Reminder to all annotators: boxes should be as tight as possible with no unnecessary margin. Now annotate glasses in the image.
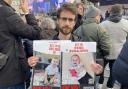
[59,17,75,22]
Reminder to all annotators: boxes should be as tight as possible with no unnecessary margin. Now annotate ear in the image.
[95,15,100,20]
[95,15,100,23]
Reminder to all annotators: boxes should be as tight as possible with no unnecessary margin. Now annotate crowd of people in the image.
[0,0,128,89]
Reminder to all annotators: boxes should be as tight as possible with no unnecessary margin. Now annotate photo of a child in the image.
[62,53,95,88]
[44,58,60,85]
[69,54,93,85]
[33,53,60,87]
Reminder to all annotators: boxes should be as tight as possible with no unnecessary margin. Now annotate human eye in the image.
[68,18,74,22]
[60,17,67,21]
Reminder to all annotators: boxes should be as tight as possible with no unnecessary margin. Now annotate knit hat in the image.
[85,6,101,18]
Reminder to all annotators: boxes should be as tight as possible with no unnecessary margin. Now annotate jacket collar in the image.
[52,33,80,41]
[52,33,73,40]
[109,14,122,23]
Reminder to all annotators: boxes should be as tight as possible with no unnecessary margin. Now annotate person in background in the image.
[74,6,111,61]
[74,6,111,89]
[0,0,43,88]
[23,16,57,59]
[74,2,85,31]
[39,16,57,39]
[105,8,110,20]
[99,4,128,89]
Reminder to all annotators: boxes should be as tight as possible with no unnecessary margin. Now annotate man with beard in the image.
[49,3,80,41]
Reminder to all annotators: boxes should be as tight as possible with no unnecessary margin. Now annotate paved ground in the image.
[96,64,121,89]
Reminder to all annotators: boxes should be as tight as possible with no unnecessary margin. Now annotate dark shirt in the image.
[49,33,81,41]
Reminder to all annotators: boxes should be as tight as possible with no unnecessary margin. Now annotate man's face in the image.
[58,10,76,35]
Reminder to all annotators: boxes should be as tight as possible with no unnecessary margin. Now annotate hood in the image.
[109,13,122,23]
[83,18,98,25]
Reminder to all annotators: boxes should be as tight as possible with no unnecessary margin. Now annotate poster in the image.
[32,40,70,89]
[61,42,96,89]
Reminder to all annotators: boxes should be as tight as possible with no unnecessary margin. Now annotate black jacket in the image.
[0,1,42,87]
[49,33,81,41]
[73,14,83,31]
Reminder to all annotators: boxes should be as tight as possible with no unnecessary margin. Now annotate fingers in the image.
[19,0,29,13]
[28,56,39,67]
[44,80,48,84]
[91,63,103,74]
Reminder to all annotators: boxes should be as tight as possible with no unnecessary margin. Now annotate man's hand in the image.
[19,0,29,14]
[91,63,103,75]
[44,79,48,84]
[28,56,39,67]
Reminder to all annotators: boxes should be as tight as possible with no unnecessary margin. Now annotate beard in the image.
[59,26,73,35]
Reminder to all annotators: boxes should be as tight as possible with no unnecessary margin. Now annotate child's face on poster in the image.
[52,59,59,66]
[71,56,80,67]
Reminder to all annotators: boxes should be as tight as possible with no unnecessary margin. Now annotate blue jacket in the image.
[113,39,128,85]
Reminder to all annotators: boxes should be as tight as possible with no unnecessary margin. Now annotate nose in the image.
[65,19,70,25]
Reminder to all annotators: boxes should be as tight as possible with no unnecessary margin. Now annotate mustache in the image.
[62,26,71,29]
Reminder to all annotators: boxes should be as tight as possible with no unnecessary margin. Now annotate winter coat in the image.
[100,19,128,60]
[74,18,111,59]
[49,33,81,41]
[0,1,42,87]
